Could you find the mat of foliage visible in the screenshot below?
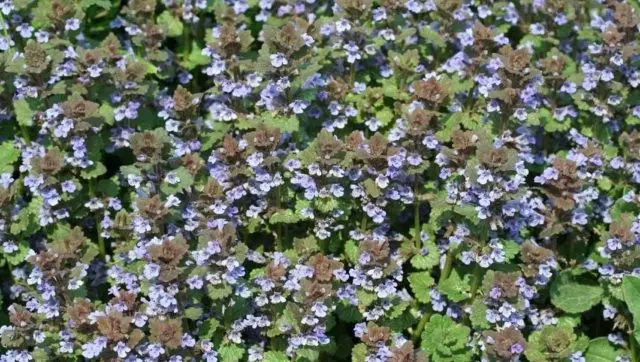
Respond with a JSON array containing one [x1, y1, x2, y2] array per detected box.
[[0, 0, 639, 361]]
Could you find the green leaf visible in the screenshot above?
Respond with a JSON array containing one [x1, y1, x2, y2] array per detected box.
[[439, 269, 471, 302], [269, 209, 300, 224], [160, 167, 194, 195], [263, 113, 299, 134], [344, 239, 359, 264], [31, 349, 48, 362], [185, 307, 203, 320], [447, 74, 474, 94], [188, 42, 211, 67], [263, 351, 289, 362], [81, 244, 100, 264], [435, 113, 462, 141], [99, 103, 115, 125], [597, 176, 613, 191], [51, 223, 72, 241], [13, 98, 37, 126], [80, 162, 107, 179], [0, 142, 19, 173], [526, 325, 589, 362], [374, 108, 394, 126], [201, 130, 229, 151], [585, 337, 620, 362], [207, 284, 232, 300], [410, 241, 440, 270], [626, 115, 640, 126], [199, 318, 220, 339], [138, 60, 158, 76], [408, 271, 434, 303], [314, 198, 338, 213], [382, 80, 401, 99], [295, 348, 319, 362], [356, 290, 376, 307], [544, 118, 572, 133], [5, 241, 31, 266], [97, 179, 119, 197], [10, 197, 42, 236], [219, 344, 245, 362], [336, 302, 362, 323], [351, 343, 368, 362], [390, 301, 410, 319], [469, 299, 490, 329], [420, 315, 470, 360], [363, 179, 381, 198], [551, 271, 603, 313], [158, 11, 184, 37], [419, 27, 446, 47], [388, 311, 418, 333], [81, 0, 112, 10], [502, 239, 520, 261], [622, 276, 640, 344], [454, 204, 480, 226]]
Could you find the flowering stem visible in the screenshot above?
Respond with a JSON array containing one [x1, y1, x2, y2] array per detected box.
[[349, 65, 356, 85], [413, 180, 421, 249], [414, 202, 420, 249], [469, 233, 487, 299], [89, 181, 106, 257], [275, 185, 284, 251], [439, 248, 456, 286], [464, 86, 476, 111], [469, 263, 482, 300]]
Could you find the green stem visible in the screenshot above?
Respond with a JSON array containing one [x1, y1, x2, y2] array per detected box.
[[439, 248, 457, 286], [0, 12, 8, 38], [349, 65, 356, 85], [6, 261, 14, 283], [412, 308, 431, 344], [469, 263, 482, 299], [630, 333, 639, 362], [361, 213, 368, 234], [469, 233, 487, 299], [464, 85, 476, 111], [20, 125, 30, 143], [89, 181, 106, 257], [413, 180, 421, 250], [275, 184, 284, 251], [569, 236, 576, 262], [183, 23, 191, 62]]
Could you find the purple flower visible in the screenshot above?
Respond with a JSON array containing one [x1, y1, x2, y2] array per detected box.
[[270, 53, 288, 68]]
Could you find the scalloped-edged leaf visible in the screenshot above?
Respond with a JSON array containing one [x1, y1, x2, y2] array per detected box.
[[269, 209, 300, 224], [585, 337, 622, 362], [80, 162, 107, 179], [160, 167, 194, 195], [158, 11, 184, 37], [219, 344, 245, 362], [551, 271, 603, 313], [439, 269, 472, 302], [623, 276, 640, 344], [0, 142, 19, 173], [263, 351, 289, 362], [408, 271, 435, 303]]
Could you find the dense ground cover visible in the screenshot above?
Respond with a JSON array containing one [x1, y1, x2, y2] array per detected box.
[[0, 0, 639, 361]]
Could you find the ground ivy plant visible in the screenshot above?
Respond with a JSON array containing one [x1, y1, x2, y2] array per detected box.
[[0, 0, 639, 361]]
